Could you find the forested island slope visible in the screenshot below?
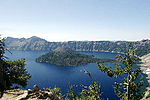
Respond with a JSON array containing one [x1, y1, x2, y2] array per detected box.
[[5, 36, 150, 56], [36, 47, 114, 66]]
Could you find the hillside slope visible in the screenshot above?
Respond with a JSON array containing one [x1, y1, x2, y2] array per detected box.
[[5, 36, 50, 51], [141, 53, 150, 66], [140, 53, 150, 100], [5, 36, 150, 56], [141, 53, 150, 76]]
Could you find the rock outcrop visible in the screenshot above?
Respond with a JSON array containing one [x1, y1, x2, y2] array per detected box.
[[140, 53, 150, 78], [140, 53, 150, 100], [0, 85, 60, 100]]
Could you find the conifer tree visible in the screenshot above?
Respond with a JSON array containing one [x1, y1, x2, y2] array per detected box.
[[98, 45, 145, 100], [0, 37, 31, 98], [0, 37, 6, 97]]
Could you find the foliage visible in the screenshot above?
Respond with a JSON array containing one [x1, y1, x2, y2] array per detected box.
[[5, 88, 22, 92], [65, 81, 102, 100], [80, 81, 102, 100], [65, 85, 79, 100], [0, 37, 31, 98], [98, 45, 145, 100], [5, 59, 31, 88], [44, 81, 102, 100], [45, 87, 63, 99]]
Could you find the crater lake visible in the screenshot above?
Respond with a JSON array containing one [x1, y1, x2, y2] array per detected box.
[[5, 51, 123, 100]]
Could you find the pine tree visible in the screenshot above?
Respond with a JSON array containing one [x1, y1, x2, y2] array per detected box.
[[0, 37, 6, 97], [0, 37, 31, 98], [98, 45, 145, 100]]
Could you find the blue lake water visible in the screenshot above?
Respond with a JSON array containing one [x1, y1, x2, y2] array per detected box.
[[5, 51, 122, 100]]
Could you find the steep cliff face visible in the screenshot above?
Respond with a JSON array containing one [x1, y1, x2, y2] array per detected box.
[[140, 53, 150, 100], [141, 53, 150, 74], [5, 36, 150, 56], [141, 53, 150, 66], [5, 36, 50, 51]]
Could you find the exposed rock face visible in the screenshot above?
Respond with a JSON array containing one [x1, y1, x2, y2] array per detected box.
[[5, 36, 50, 51], [141, 53, 150, 67], [140, 53, 150, 82], [5, 36, 150, 57], [0, 85, 60, 100], [140, 53, 150, 100]]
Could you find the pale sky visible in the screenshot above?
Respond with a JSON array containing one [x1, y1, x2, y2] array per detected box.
[[0, 0, 150, 41]]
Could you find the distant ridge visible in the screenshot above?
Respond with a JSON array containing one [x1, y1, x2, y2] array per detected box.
[[4, 36, 150, 56], [5, 36, 50, 51]]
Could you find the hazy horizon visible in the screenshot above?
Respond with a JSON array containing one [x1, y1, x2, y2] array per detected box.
[[1, 0, 150, 41]]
